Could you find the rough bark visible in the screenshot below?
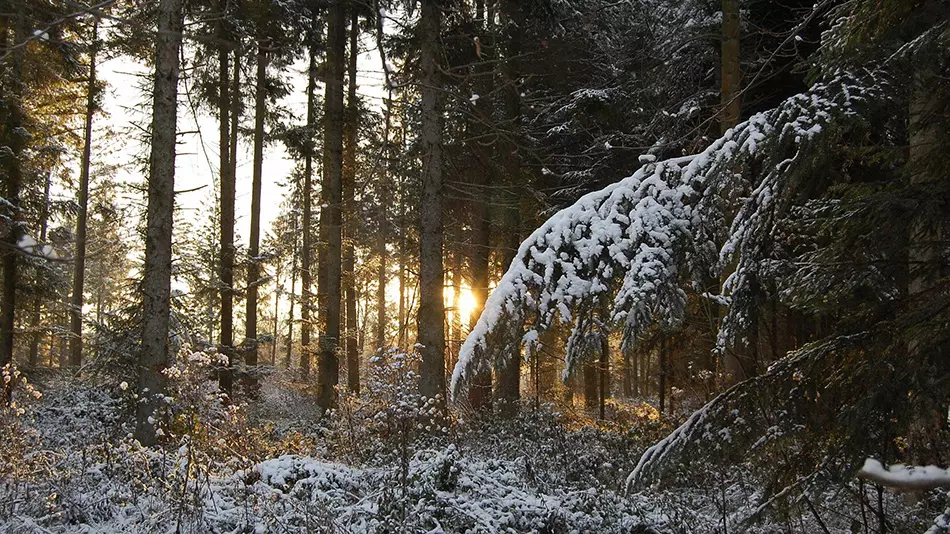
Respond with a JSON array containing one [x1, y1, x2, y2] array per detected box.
[[317, 0, 346, 411], [417, 0, 446, 404], [136, 0, 183, 445], [69, 21, 99, 368], [720, 0, 741, 133], [343, 11, 360, 395]]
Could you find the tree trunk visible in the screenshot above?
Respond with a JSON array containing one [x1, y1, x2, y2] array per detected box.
[[317, 0, 346, 411], [69, 20, 99, 368], [0, 2, 28, 383], [285, 216, 298, 369], [300, 43, 316, 380], [343, 11, 360, 395], [494, 0, 523, 415], [418, 0, 446, 405], [136, 0, 183, 445], [28, 172, 52, 367], [218, 37, 236, 395], [246, 25, 269, 395], [398, 186, 407, 349], [599, 335, 609, 420], [468, 0, 493, 410], [720, 0, 741, 133], [272, 253, 281, 365], [583, 359, 598, 412], [376, 90, 392, 351]]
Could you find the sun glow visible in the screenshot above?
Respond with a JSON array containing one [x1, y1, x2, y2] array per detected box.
[[446, 285, 478, 329]]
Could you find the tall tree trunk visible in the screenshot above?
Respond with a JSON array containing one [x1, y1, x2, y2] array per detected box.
[[136, 0, 183, 445], [583, 359, 597, 412], [599, 335, 609, 420], [398, 185, 407, 349], [218, 36, 236, 395], [28, 171, 52, 367], [317, 0, 346, 411], [449, 251, 461, 375], [468, 0, 493, 410], [720, 0, 741, 133], [418, 0, 446, 404], [0, 2, 28, 384], [375, 90, 392, 351], [343, 11, 360, 395], [300, 44, 316, 380], [69, 20, 99, 368], [246, 26, 269, 395], [494, 0, 523, 415]]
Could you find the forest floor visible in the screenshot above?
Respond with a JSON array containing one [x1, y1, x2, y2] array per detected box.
[[0, 366, 940, 533]]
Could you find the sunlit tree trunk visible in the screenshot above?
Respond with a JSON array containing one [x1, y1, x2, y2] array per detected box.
[[317, 0, 346, 411], [285, 216, 298, 369], [137, 0, 183, 445], [376, 91, 392, 351], [28, 171, 52, 367]]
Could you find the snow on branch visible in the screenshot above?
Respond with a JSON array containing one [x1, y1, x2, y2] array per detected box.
[[857, 459, 950, 491], [450, 69, 888, 404]]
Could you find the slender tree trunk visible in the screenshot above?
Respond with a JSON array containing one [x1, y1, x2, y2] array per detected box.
[[659, 336, 668, 417], [468, 0, 493, 410], [285, 217, 298, 369], [375, 91, 392, 351], [136, 0, 183, 445], [343, 11, 360, 395], [301, 44, 316, 380], [449, 251, 461, 375], [218, 34, 236, 395], [317, 0, 346, 411], [0, 3, 28, 384], [599, 335, 609, 420], [69, 21, 99, 368], [720, 0, 741, 133], [418, 0, 446, 404], [28, 172, 52, 367], [272, 255, 281, 365], [398, 187, 407, 349], [246, 27, 269, 395]]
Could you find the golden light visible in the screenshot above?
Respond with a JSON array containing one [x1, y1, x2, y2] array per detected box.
[[445, 285, 478, 327]]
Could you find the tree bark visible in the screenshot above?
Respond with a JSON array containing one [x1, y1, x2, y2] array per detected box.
[[720, 0, 741, 133], [418, 0, 446, 404], [285, 214, 298, 369], [69, 20, 99, 368], [343, 11, 360, 395], [317, 0, 346, 411], [218, 35, 236, 395], [0, 2, 28, 383], [136, 0, 183, 445], [246, 23, 269, 395]]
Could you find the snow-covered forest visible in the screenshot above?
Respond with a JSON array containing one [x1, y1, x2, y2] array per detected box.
[[1, 0, 948, 532]]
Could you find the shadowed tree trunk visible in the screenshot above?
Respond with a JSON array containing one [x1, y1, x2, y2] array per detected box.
[[245, 18, 270, 396], [418, 0, 446, 405], [343, 11, 360, 395], [301, 42, 316, 380], [218, 25, 236, 396], [720, 0, 740, 133], [285, 214, 298, 369], [376, 90, 392, 351], [136, 0, 183, 445], [0, 2, 28, 386], [317, 0, 346, 411], [69, 20, 99, 368]]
